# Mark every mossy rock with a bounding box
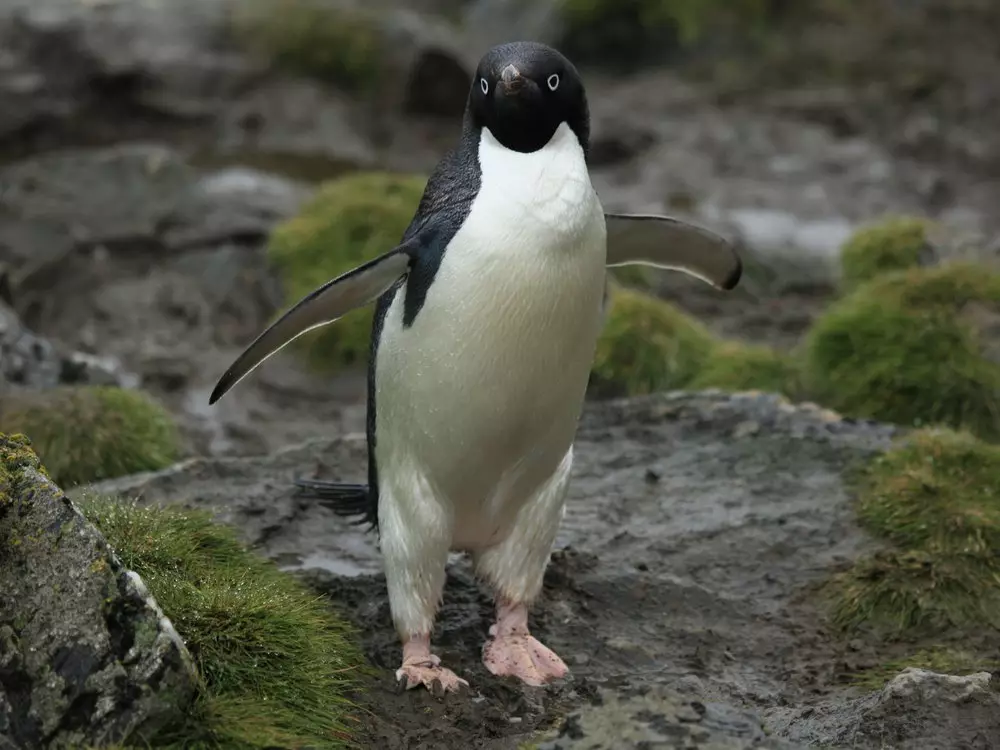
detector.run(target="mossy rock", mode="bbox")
[802,262,1000,439]
[80,497,365,748]
[591,285,716,397]
[829,428,1000,638]
[0,387,180,488]
[689,340,802,397]
[839,215,934,291]
[267,171,427,372]
[851,646,1000,691]
[232,0,382,91]
[0,432,45,507]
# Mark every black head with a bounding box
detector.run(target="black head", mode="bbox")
[468,41,589,155]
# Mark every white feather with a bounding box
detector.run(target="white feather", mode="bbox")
[375,122,606,637]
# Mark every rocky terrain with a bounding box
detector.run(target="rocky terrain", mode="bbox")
[4,0,1000,747]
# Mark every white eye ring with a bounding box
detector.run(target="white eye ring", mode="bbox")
[547,73,560,91]
[480,77,489,95]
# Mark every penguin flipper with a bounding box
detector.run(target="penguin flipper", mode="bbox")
[604,213,742,291]
[209,244,414,404]
[295,479,374,526]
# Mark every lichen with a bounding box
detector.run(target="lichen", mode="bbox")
[689,340,802,397]
[802,262,1000,440]
[591,284,717,397]
[80,497,367,748]
[0,432,44,508]
[851,646,1000,691]
[232,0,382,92]
[829,428,1000,638]
[0,387,180,488]
[266,171,427,373]
[839,215,933,291]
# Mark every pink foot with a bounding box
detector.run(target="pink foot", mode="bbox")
[482,599,568,687]
[395,635,469,693]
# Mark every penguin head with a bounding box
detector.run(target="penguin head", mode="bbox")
[469,41,589,155]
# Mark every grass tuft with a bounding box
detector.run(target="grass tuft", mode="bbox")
[850,646,1000,691]
[0,387,179,488]
[591,284,716,397]
[232,0,382,92]
[838,215,933,291]
[829,428,1000,639]
[267,171,426,373]
[81,497,366,749]
[802,263,1000,440]
[689,340,802,397]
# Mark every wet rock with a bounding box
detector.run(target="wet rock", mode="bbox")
[84,392,908,748]
[771,668,1000,750]
[0,434,197,748]
[0,300,138,388]
[537,685,801,749]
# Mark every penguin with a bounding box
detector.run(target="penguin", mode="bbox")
[209,40,742,693]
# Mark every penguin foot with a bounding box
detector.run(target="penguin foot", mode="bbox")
[395,636,469,693]
[481,600,568,686]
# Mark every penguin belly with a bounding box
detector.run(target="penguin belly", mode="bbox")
[374,123,607,551]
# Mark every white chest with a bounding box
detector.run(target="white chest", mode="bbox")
[375,123,607,529]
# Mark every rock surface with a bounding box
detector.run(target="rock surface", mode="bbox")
[0,435,197,749]
[537,685,800,750]
[82,390,954,750]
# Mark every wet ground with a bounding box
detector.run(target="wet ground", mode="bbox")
[85,392,985,749]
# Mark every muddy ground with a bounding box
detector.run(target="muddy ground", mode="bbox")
[88,393,1000,750]
[6,0,1000,747]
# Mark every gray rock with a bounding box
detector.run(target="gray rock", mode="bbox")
[0,300,138,389]
[0,434,197,749]
[768,668,1000,749]
[537,685,801,749]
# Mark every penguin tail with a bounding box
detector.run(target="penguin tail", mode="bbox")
[294,479,373,526]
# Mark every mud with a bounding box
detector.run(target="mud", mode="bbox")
[83,392,991,749]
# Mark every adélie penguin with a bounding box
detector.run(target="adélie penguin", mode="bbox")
[209,40,742,692]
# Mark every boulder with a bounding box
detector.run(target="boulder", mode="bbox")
[0,434,197,748]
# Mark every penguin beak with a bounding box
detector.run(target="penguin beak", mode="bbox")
[500,64,524,95]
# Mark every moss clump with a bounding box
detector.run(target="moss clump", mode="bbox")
[690,341,802,396]
[267,171,426,372]
[591,285,716,396]
[830,428,1000,638]
[0,387,179,488]
[839,215,933,290]
[851,646,1000,691]
[802,263,1000,439]
[232,0,382,91]
[81,496,365,748]
[557,0,778,70]
[0,432,44,507]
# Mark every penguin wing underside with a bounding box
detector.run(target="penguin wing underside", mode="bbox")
[209,245,414,404]
[604,213,742,291]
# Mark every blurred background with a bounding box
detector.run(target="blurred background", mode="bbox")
[2,0,1000,475]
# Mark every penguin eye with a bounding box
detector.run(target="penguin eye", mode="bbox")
[480,78,489,95]
[547,73,560,91]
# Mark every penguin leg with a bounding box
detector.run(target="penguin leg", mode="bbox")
[379,466,468,693]
[474,448,572,686]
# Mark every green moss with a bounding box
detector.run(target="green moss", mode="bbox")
[0,433,44,507]
[802,263,1000,439]
[591,285,716,397]
[80,497,366,749]
[829,428,1000,638]
[557,0,778,69]
[267,171,426,372]
[0,387,180,488]
[839,216,932,291]
[232,0,381,91]
[689,340,802,396]
[851,646,999,691]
